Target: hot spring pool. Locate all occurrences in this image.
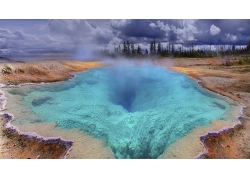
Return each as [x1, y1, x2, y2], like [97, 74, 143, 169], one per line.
[7, 64, 240, 158]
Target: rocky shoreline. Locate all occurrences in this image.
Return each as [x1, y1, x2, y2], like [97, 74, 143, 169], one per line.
[0, 88, 74, 159]
[1, 113, 73, 159]
[197, 109, 245, 159]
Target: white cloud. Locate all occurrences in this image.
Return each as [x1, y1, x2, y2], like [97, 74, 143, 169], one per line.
[171, 23, 201, 43]
[182, 19, 197, 26]
[238, 27, 244, 31]
[0, 49, 9, 54]
[210, 24, 221, 35]
[149, 20, 201, 43]
[210, 45, 217, 51]
[14, 30, 26, 40]
[149, 21, 171, 31]
[110, 19, 131, 29]
[225, 33, 238, 41]
[149, 22, 156, 28]
[0, 28, 12, 36]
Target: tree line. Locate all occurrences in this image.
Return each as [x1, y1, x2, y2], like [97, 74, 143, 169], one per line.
[101, 39, 250, 59]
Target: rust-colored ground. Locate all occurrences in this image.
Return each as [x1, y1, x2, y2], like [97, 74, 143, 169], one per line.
[0, 60, 103, 85]
[0, 115, 73, 159]
[2, 129, 69, 159]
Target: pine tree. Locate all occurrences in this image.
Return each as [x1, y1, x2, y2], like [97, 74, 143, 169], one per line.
[153, 38, 156, 54]
[232, 45, 235, 54]
[127, 41, 130, 54]
[114, 46, 118, 53]
[247, 39, 250, 51]
[150, 42, 154, 54]
[171, 44, 174, 54]
[145, 49, 148, 55]
[157, 42, 161, 54]
[137, 45, 141, 54]
[123, 42, 127, 54]
[131, 44, 135, 55]
[118, 45, 121, 54]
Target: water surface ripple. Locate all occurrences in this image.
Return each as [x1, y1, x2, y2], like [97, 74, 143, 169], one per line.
[8, 64, 239, 158]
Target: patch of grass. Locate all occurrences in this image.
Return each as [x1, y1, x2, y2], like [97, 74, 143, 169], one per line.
[233, 58, 250, 66]
[1, 64, 12, 74]
[14, 67, 25, 73]
[4, 64, 11, 70]
[246, 90, 250, 93]
[236, 93, 241, 98]
[1, 68, 7, 74]
[17, 68, 24, 73]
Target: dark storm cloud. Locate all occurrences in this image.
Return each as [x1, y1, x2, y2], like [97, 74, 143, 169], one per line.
[1, 19, 250, 57]
[110, 20, 166, 39]
[45, 19, 118, 59]
[109, 19, 193, 43]
[0, 20, 116, 57]
[110, 19, 250, 45]
[47, 20, 93, 37]
[13, 30, 27, 40]
[194, 19, 250, 36]
[110, 19, 202, 44]
[0, 26, 71, 56]
[47, 19, 114, 45]
[192, 19, 250, 45]
[168, 29, 177, 42]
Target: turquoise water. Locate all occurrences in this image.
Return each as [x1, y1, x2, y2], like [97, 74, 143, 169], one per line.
[9, 64, 238, 158]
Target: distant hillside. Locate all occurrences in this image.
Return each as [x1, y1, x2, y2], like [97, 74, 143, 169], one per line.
[0, 56, 24, 63]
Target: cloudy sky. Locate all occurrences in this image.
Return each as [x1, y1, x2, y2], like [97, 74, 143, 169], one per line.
[0, 19, 250, 58]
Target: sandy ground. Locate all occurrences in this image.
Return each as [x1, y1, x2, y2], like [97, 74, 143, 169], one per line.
[0, 60, 103, 85]
[1, 57, 250, 159]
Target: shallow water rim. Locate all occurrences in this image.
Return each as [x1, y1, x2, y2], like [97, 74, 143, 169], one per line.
[0, 89, 74, 159]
